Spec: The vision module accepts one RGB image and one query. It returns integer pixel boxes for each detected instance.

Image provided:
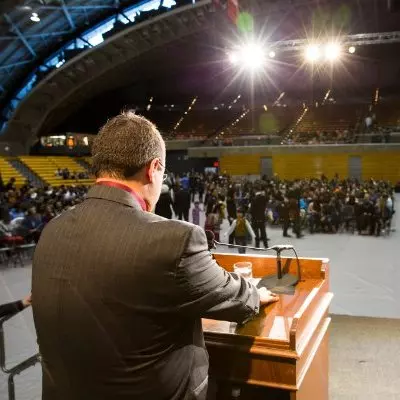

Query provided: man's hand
[22,294,32,308]
[257,287,279,306]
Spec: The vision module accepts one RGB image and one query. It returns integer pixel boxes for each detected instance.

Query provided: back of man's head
[92,111,164,180]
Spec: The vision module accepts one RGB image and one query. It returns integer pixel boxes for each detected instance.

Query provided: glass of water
[233,261,253,281]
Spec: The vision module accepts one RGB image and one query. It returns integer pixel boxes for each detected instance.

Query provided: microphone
[204,230,300,294]
[268,244,294,251]
[205,230,293,253]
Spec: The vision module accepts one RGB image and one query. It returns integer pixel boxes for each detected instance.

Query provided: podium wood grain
[202,253,332,399]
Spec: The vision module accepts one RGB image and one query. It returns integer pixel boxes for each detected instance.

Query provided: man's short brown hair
[92,111,164,179]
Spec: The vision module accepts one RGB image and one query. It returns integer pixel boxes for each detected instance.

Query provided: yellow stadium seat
[19,156,94,187]
[0,157,27,187]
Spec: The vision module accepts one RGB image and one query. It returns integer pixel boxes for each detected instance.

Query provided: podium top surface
[202,252,331,353]
[203,278,321,340]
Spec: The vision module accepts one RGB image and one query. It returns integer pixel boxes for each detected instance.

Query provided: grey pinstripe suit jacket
[32,184,260,400]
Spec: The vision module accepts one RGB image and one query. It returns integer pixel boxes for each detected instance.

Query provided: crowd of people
[155,172,396,250]
[0,174,88,245]
[55,168,89,180]
[288,129,356,145]
[0,171,396,250]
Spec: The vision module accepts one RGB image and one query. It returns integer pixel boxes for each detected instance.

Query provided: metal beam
[0,60,34,71]
[0,31,72,40]
[3,14,36,57]
[38,6,116,10]
[120,12,132,23]
[78,36,93,48]
[273,31,400,52]
[60,0,76,30]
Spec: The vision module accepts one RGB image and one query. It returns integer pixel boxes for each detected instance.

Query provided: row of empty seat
[295,104,364,134]
[18,156,94,187]
[223,107,299,137]
[0,157,26,187]
[374,101,400,127]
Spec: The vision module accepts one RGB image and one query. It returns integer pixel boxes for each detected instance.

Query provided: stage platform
[0,194,399,399]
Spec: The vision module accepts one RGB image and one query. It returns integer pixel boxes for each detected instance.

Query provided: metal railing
[0,313,40,400]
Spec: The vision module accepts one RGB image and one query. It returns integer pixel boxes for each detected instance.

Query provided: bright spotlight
[240,42,265,69]
[30,12,40,22]
[324,43,341,61]
[268,50,276,58]
[228,51,239,64]
[305,44,320,62]
[348,46,356,54]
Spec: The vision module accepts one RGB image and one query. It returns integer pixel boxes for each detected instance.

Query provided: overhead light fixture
[228,52,239,64]
[268,50,276,58]
[30,12,40,22]
[241,42,265,69]
[161,0,176,8]
[228,42,265,70]
[324,43,341,61]
[348,46,356,54]
[305,44,320,62]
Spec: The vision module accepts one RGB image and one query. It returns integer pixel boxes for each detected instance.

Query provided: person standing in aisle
[249,186,269,248]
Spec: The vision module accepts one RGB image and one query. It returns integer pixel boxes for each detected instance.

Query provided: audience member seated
[0,171,395,251]
[55,167,89,180]
[159,172,395,239]
[0,180,89,246]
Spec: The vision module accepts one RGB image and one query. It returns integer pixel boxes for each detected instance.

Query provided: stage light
[324,43,341,61]
[305,44,320,62]
[269,50,276,58]
[228,51,239,64]
[241,42,265,69]
[30,12,40,22]
[348,46,356,54]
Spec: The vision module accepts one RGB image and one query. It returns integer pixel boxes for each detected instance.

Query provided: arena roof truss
[1,0,400,150]
[273,31,400,52]
[1,0,215,149]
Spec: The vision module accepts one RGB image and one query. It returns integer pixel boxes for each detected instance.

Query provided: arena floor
[1,194,399,400]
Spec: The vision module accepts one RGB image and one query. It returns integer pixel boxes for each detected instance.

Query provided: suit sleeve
[0,300,24,319]
[174,225,260,323]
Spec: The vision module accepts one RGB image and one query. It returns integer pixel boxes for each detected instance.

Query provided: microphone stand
[276,248,283,280]
[212,240,301,294]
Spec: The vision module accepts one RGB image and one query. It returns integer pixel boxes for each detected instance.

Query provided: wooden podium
[202,253,332,400]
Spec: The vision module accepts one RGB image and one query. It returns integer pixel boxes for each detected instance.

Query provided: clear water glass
[233,261,253,281]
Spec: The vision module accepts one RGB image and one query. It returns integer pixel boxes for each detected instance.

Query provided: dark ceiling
[0,0,154,110]
[51,0,400,134]
[1,0,400,139]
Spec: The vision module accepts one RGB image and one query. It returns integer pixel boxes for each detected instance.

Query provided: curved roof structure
[1,0,400,150]
[0,0,193,133]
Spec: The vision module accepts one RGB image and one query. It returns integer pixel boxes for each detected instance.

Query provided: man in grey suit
[32,112,278,400]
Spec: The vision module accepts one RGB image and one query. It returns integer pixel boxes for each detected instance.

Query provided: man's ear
[146,159,159,183]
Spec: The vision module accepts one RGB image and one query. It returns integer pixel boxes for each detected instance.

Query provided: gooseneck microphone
[205,230,294,252]
[205,230,301,294]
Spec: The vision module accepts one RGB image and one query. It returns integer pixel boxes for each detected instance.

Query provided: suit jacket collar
[86,184,143,210]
